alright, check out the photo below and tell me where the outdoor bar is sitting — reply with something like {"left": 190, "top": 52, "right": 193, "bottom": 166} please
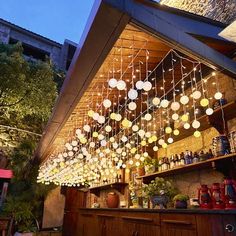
{"left": 36, "top": 0, "right": 236, "bottom": 235}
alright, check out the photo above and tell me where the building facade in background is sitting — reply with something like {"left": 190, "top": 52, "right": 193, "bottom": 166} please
{"left": 0, "top": 18, "right": 77, "bottom": 71}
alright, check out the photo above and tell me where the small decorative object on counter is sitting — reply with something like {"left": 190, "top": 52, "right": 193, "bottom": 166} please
{"left": 228, "top": 131, "right": 236, "bottom": 153}
{"left": 92, "top": 197, "right": 100, "bottom": 208}
{"left": 106, "top": 192, "right": 119, "bottom": 208}
{"left": 120, "top": 200, "right": 127, "bottom": 208}
{"left": 129, "top": 181, "right": 141, "bottom": 208}
{"left": 212, "top": 135, "right": 231, "bottom": 156}
{"left": 198, "top": 184, "right": 212, "bottom": 209}
{"left": 173, "top": 194, "right": 189, "bottom": 209}
{"left": 223, "top": 178, "right": 236, "bottom": 209}
{"left": 211, "top": 183, "right": 225, "bottom": 209}
{"left": 190, "top": 198, "right": 200, "bottom": 208}
{"left": 142, "top": 177, "right": 176, "bottom": 209}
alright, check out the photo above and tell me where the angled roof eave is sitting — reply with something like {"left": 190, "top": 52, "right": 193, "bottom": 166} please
{"left": 104, "top": 0, "right": 236, "bottom": 77}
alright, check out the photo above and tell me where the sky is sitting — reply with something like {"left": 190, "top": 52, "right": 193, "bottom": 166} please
{"left": 0, "top": 0, "right": 95, "bottom": 44}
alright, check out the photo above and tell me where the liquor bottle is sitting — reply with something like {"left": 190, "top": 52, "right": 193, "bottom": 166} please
{"left": 115, "top": 174, "right": 119, "bottom": 183}
{"left": 159, "top": 158, "right": 163, "bottom": 171}
{"left": 192, "top": 152, "right": 199, "bottom": 163}
{"left": 162, "top": 157, "right": 167, "bottom": 171}
{"left": 180, "top": 152, "right": 185, "bottom": 165}
{"left": 118, "top": 174, "right": 122, "bottom": 183}
{"left": 174, "top": 154, "right": 179, "bottom": 166}
{"left": 170, "top": 155, "right": 175, "bottom": 169}
{"left": 189, "top": 151, "right": 193, "bottom": 164}
{"left": 184, "top": 150, "right": 191, "bottom": 165}
{"left": 166, "top": 157, "right": 170, "bottom": 170}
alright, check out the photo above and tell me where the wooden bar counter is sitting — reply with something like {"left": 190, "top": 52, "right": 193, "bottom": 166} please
{"left": 63, "top": 207, "right": 236, "bottom": 236}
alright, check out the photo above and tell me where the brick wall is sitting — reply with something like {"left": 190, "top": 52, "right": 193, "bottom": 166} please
{"left": 161, "top": 0, "right": 236, "bottom": 24}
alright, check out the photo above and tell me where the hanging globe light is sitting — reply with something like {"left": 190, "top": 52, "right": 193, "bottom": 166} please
{"left": 90, "top": 142, "right": 95, "bottom": 148}
{"left": 83, "top": 124, "right": 91, "bottom": 132}
{"left": 138, "top": 129, "right": 145, "bottom": 137}
{"left": 214, "top": 92, "right": 222, "bottom": 100}
{"left": 162, "top": 143, "right": 168, "bottom": 148}
{"left": 160, "top": 99, "right": 169, "bottom": 108}
{"left": 152, "top": 97, "right": 160, "bottom": 106}
{"left": 132, "top": 125, "right": 139, "bottom": 132}
{"left": 135, "top": 154, "right": 141, "bottom": 159}
{"left": 143, "top": 81, "right": 152, "bottom": 91}
{"left": 144, "top": 113, "right": 152, "bottom": 121}
{"left": 88, "top": 110, "right": 94, "bottom": 117}
{"left": 180, "top": 95, "right": 189, "bottom": 105}
{"left": 108, "top": 78, "right": 117, "bottom": 88}
{"left": 93, "top": 112, "right": 99, "bottom": 120}
{"left": 145, "top": 132, "right": 151, "bottom": 138}
{"left": 98, "top": 134, "right": 105, "bottom": 140}
{"left": 117, "top": 80, "right": 126, "bottom": 90}
{"left": 173, "top": 129, "right": 180, "bottom": 136}
{"left": 121, "top": 135, "right": 128, "bottom": 143}
{"left": 181, "top": 114, "right": 189, "bottom": 122}
{"left": 135, "top": 80, "right": 144, "bottom": 90}
{"left": 153, "top": 146, "right": 158, "bottom": 151}
{"left": 165, "top": 127, "right": 172, "bottom": 134}
{"left": 171, "top": 101, "right": 180, "bottom": 111}
{"left": 192, "top": 120, "right": 200, "bottom": 129}
{"left": 200, "top": 98, "right": 209, "bottom": 107}
{"left": 105, "top": 125, "right": 112, "bottom": 132}
{"left": 103, "top": 99, "right": 111, "bottom": 108}
{"left": 128, "top": 102, "right": 137, "bottom": 111}
{"left": 141, "top": 140, "right": 147, "bottom": 146}
{"left": 71, "top": 140, "right": 78, "bottom": 146}
{"left": 206, "top": 108, "right": 214, "bottom": 115}
{"left": 113, "top": 142, "right": 118, "bottom": 149}
{"left": 194, "top": 130, "right": 201, "bottom": 138}
{"left": 130, "top": 147, "right": 137, "bottom": 154}
{"left": 98, "top": 116, "right": 105, "bottom": 124}
{"left": 92, "top": 131, "right": 98, "bottom": 138}
{"left": 109, "top": 137, "right": 115, "bottom": 142}
{"left": 158, "top": 138, "right": 165, "bottom": 145}
{"left": 110, "top": 112, "right": 116, "bottom": 120}
{"left": 184, "top": 123, "right": 190, "bottom": 129}
{"left": 75, "top": 128, "right": 81, "bottom": 135}
{"left": 192, "top": 91, "right": 202, "bottom": 100}
{"left": 167, "top": 137, "right": 174, "bottom": 143}
{"left": 115, "top": 114, "right": 122, "bottom": 121}
{"left": 148, "top": 137, "right": 153, "bottom": 143}
{"left": 151, "top": 135, "right": 157, "bottom": 142}
{"left": 122, "top": 118, "right": 131, "bottom": 128}
{"left": 172, "top": 113, "right": 179, "bottom": 121}
{"left": 128, "top": 89, "right": 138, "bottom": 100}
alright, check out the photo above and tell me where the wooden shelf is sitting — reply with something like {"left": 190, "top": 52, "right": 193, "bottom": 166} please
{"left": 136, "top": 153, "right": 236, "bottom": 183}
{"left": 172, "top": 101, "right": 236, "bottom": 143}
{"left": 89, "top": 182, "right": 128, "bottom": 196}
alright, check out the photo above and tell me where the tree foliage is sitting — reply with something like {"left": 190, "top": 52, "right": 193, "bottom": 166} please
{"left": 0, "top": 42, "right": 58, "bottom": 133}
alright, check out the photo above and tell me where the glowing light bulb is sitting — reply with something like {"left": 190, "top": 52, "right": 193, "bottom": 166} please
{"left": 180, "top": 95, "right": 189, "bottom": 105}
{"left": 167, "top": 137, "right": 174, "bottom": 143}
{"left": 105, "top": 125, "right": 112, "bottom": 132}
{"left": 214, "top": 92, "right": 222, "bottom": 100}
{"left": 144, "top": 113, "right": 152, "bottom": 121}
{"left": 92, "top": 131, "right": 98, "bottom": 138}
{"left": 206, "top": 108, "right": 213, "bottom": 115}
{"left": 103, "top": 99, "right": 111, "bottom": 108}
{"left": 128, "top": 102, "right": 137, "bottom": 111}
{"left": 153, "top": 146, "right": 158, "bottom": 151}
{"left": 152, "top": 97, "right": 160, "bottom": 106}
{"left": 184, "top": 123, "right": 190, "bottom": 129}
{"left": 108, "top": 78, "right": 117, "bottom": 88}
{"left": 165, "top": 127, "right": 172, "bottom": 134}
{"left": 194, "top": 130, "right": 201, "bottom": 138}
{"left": 160, "top": 99, "right": 169, "bottom": 108}
{"left": 192, "top": 120, "right": 200, "bottom": 129}
{"left": 171, "top": 101, "right": 180, "bottom": 111}
{"left": 158, "top": 139, "right": 165, "bottom": 145}
{"left": 117, "top": 80, "right": 126, "bottom": 90}
{"left": 135, "top": 80, "right": 144, "bottom": 90}
{"left": 192, "top": 91, "right": 202, "bottom": 100}
{"left": 162, "top": 143, "right": 168, "bottom": 148}
{"left": 88, "top": 110, "right": 94, "bottom": 117}
{"left": 200, "top": 98, "right": 209, "bottom": 107}
{"left": 143, "top": 81, "right": 152, "bottom": 91}
{"left": 172, "top": 113, "right": 179, "bottom": 121}
{"left": 181, "top": 114, "right": 189, "bottom": 122}
{"left": 132, "top": 125, "right": 139, "bottom": 132}
{"left": 173, "top": 129, "right": 180, "bottom": 136}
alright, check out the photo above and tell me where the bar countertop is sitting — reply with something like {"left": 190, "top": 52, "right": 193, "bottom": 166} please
{"left": 78, "top": 207, "right": 236, "bottom": 215}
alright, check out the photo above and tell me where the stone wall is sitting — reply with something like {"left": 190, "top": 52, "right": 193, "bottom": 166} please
{"left": 161, "top": 0, "right": 236, "bottom": 24}
{"left": 42, "top": 187, "right": 65, "bottom": 228}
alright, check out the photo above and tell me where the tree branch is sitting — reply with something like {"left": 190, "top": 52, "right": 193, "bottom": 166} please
{"left": 0, "top": 91, "right": 30, "bottom": 107}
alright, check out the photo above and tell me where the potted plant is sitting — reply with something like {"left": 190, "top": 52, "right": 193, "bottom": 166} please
{"left": 142, "top": 177, "right": 176, "bottom": 209}
{"left": 143, "top": 157, "right": 158, "bottom": 174}
{"left": 173, "top": 194, "right": 189, "bottom": 209}
{"left": 129, "top": 181, "right": 141, "bottom": 208}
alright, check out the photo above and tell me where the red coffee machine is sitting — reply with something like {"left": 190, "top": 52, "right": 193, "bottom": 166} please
{"left": 198, "top": 184, "right": 212, "bottom": 209}
{"left": 211, "top": 183, "right": 225, "bottom": 209}
{"left": 223, "top": 179, "right": 236, "bottom": 209}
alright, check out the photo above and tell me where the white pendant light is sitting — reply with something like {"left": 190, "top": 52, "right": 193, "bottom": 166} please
{"left": 160, "top": 99, "right": 169, "bottom": 108}
{"left": 128, "top": 102, "right": 137, "bottom": 110}
{"left": 132, "top": 125, "right": 139, "bottom": 132}
{"left": 214, "top": 92, "right": 222, "bottom": 100}
{"left": 152, "top": 97, "right": 160, "bottom": 106}
{"left": 93, "top": 112, "right": 99, "bottom": 121}
{"left": 128, "top": 89, "right": 138, "bottom": 100}
{"left": 143, "top": 81, "right": 152, "bottom": 91}
{"left": 98, "top": 116, "right": 105, "bottom": 124}
{"left": 103, "top": 99, "right": 111, "bottom": 108}
{"left": 115, "top": 114, "right": 122, "bottom": 121}
{"left": 184, "top": 123, "right": 190, "bottom": 129}
{"left": 108, "top": 78, "right": 117, "bottom": 88}
{"left": 192, "top": 120, "right": 200, "bottom": 129}
{"left": 105, "top": 125, "right": 112, "bottom": 132}
{"left": 158, "top": 138, "right": 165, "bottom": 145}
{"left": 87, "top": 110, "right": 94, "bottom": 117}
{"left": 144, "top": 113, "right": 152, "bottom": 121}
{"left": 206, "top": 108, "right": 213, "bottom": 115}
{"left": 167, "top": 137, "right": 174, "bottom": 143}
{"left": 180, "top": 95, "right": 189, "bottom": 105}
{"left": 192, "top": 91, "right": 202, "bottom": 100}
{"left": 75, "top": 129, "right": 82, "bottom": 135}
{"left": 83, "top": 124, "right": 91, "bottom": 132}
{"left": 171, "top": 101, "right": 180, "bottom": 111}
{"left": 172, "top": 113, "right": 179, "bottom": 121}
{"left": 153, "top": 146, "right": 158, "bottom": 151}
{"left": 135, "top": 80, "right": 144, "bottom": 90}
{"left": 117, "top": 80, "right": 126, "bottom": 90}
{"left": 138, "top": 129, "right": 145, "bottom": 137}
{"left": 101, "top": 140, "right": 107, "bottom": 146}
{"left": 121, "top": 135, "right": 128, "bottom": 143}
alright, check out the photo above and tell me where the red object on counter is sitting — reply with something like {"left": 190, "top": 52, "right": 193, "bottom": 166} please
{"left": 211, "top": 183, "right": 225, "bottom": 209}
{"left": 198, "top": 184, "right": 212, "bottom": 209}
{"left": 106, "top": 192, "right": 119, "bottom": 208}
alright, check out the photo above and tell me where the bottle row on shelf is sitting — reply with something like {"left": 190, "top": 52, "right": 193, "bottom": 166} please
{"left": 89, "top": 174, "right": 123, "bottom": 188}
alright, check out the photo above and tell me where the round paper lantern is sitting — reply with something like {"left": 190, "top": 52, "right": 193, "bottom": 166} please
{"left": 103, "top": 99, "right": 111, "bottom": 108}
{"left": 132, "top": 125, "right": 139, "bottom": 132}
{"left": 129, "top": 159, "right": 134, "bottom": 165}
{"left": 135, "top": 162, "right": 140, "bottom": 167}
{"left": 194, "top": 130, "right": 201, "bottom": 138}
{"left": 158, "top": 138, "right": 165, "bottom": 145}
{"left": 98, "top": 116, "right": 105, "bottom": 124}
{"left": 192, "top": 90, "right": 202, "bottom": 100}
{"left": 128, "top": 102, "right": 137, "bottom": 110}
{"left": 174, "top": 129, "right": 180, "bottom": 136}
{"left": 128, "top": 89, "right": 138, "bottom": 100}
{"left": 105, "top": 125, "right": 112, "bottom": 132}
{"left": 93, "top": 112, "right": 99, "bottom": 120}
{"left": 130, "top": 148, "right": 137, "bottom": 154}
{"left": 90, "top": 142, "right": 95, "bottom": 148}
{"left": 108, "top": 78, "right": 117, "bottom": 88}
{"left": 171, "top": 101, "right": 180, "bottom": 111}
{"left": 138, "top": 129, "right": 145, "bottom": 137}
{"left": 88, "top": 110, "right": 94, "bottom": 117}
{"left": 151, "top": 135, "right": 157, "bottom": 142}
{"left": 136, "top": 80, "right": 144, "bottom": 90}
{"left": 214, "top": 92, "right": 223, "bottom": 100}
{"left": 184, "top": 123, "right": 190, "bottom": 129}
{"left": 92, "top": 131, "right": 98, "bottom": 138}
{"left": 113, "top": 142, "right": 118, "bottom": 149}
{"left": 80, "top": 137, "right": 87, "bottom": 144}
{"left": 165, "top": 127, "right": 172, "bottom": 134}
{"left": 200, "top": 98, "right": 209, "bottom": 107}
{"left": 172, "top": 113, "right": 179, "bottom": 121}
{"left": 110, "top": 137, "right": 115, "bottom": 142}
{"left": 141, "top": 140, "right": 147, "bottom": 146}
{"left": 152, "top": 97, "right": 160, "bottom": 106}
{"left": 116, "top": 148, "right": 122, "bottom": 154}
{"left": 143, "top": 81, "right": 152, "bottom": 91}
{"left": 181, "top": 114, "right": 189, "bottom": 122}
{"left": 144, "top": 113, "right": 152, "bottom": 121}
{"left": 148, "top": 137, "right": 153, "bottom": 143}
{"left": 160, "top": 99, "right": 169, "bottom": 108}
{"left": 192, "top": 120, "right": 200, "bottom": 129}
{"left": 98, "top": 134, "right": 105, "bottom": 140}
{"left": 162, "top": 143, "right": 168, "bottom": 148}
{"left": 75, "top": 128, "right": 81, "bottom": 135}
{"left": 206, "top": 108, "right": 213, "bottom": 115}
{"left": 117, "top": 80, "right": 126, "bottom": 90}
{"left": 122, "top": 118, "right": 130, "bottom": 128}
{"left": 83, "top": 124, "right": 91, "bottom": 132}
{"left": 121, "top": 135, "right": 128, "bottom": 143}
{"left": 167, "top": 137, "right": 174, "bottom": 144}
{"left": 110, "top": 112, "right": 116, "bottom": 120}
{"left": 71, "top": 140, "right": 78, "bottom": 146}
{"left": 143, "top": 152, "right": 149, "bottom": 157}
{"left": 145, "top": 132, "right": 151, "bottom": 138}
{"left": 115, "top": 114, "right": 122, "bottom": 121}
{"left": 135, "top": 154, "right": 141, "bottom": 159}
{"left": 180, "top": 95, "right": 189, "bottom": 105}
{"left": 153, "top": 146, "right": 158, "bottom": 151}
